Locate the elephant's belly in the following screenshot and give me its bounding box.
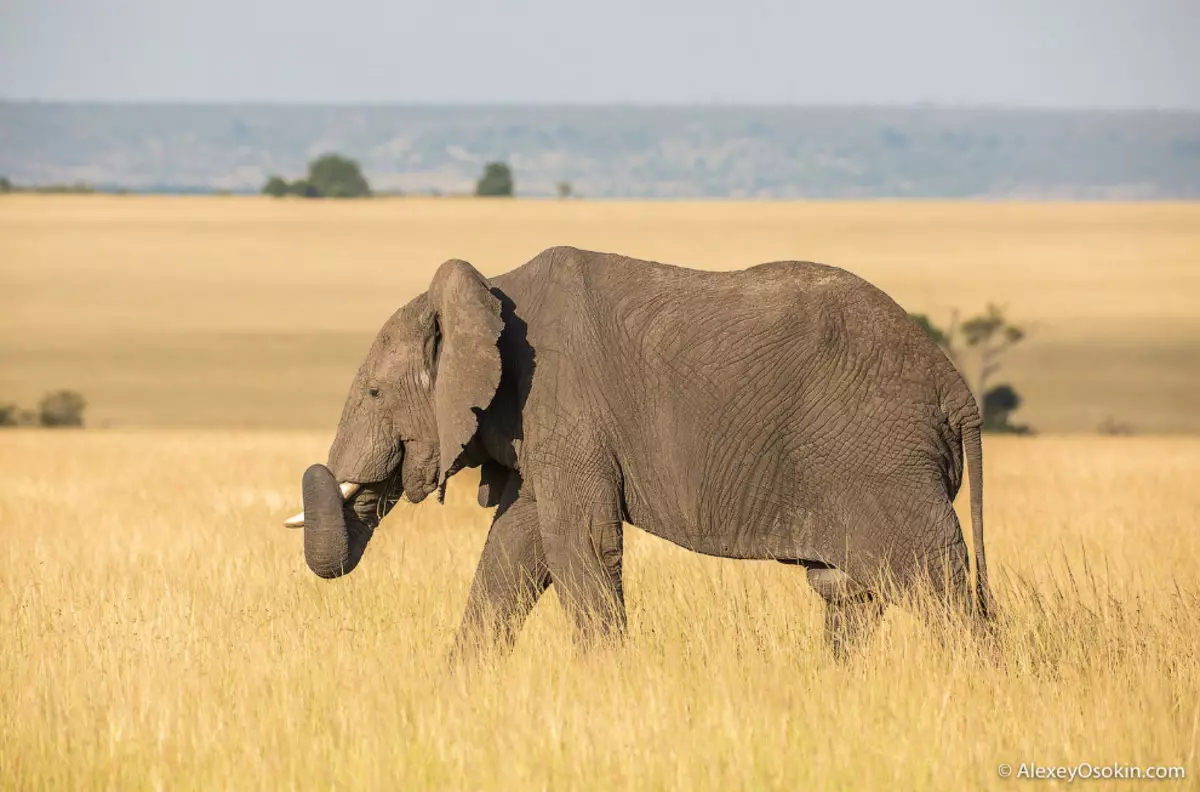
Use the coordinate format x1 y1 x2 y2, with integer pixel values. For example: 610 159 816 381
628 509 826 562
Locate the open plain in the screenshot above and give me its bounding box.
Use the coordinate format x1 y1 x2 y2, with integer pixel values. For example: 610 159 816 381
2 197 1198 789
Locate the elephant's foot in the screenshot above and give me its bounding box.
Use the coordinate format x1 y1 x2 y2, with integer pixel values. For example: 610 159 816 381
448 610 524 665
823 598 885 660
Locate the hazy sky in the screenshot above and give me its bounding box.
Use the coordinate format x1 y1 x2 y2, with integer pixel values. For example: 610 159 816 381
2 0 1198 108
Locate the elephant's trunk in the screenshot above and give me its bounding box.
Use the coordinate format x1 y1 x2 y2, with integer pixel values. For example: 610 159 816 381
301 464 374 579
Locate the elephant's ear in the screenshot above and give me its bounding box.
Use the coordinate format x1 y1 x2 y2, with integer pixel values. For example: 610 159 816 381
428 259 504 487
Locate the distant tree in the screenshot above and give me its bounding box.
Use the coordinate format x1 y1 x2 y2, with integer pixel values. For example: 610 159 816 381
981 384 1031 434
287 179 319 198
476 162 514 197
959 303 1025 399
306 153 371 198
38 390 87 427
0 404 38 427
0 176 11 193
556 180 573 199
260 155 370 199
910 304 1025 398
909 304 1031 434
262 175 289 197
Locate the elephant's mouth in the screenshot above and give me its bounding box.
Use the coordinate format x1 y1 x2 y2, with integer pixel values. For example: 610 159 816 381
282 463 407 579
282 440 441 579
282 465 405 530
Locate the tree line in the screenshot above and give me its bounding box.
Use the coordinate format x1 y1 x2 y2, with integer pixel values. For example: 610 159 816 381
1 391 87 428
261 155 540 199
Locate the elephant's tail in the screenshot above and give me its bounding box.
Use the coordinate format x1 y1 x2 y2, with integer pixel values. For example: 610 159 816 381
962 421 993 620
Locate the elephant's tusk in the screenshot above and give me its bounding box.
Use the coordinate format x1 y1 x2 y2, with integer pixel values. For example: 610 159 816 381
282 481 362 528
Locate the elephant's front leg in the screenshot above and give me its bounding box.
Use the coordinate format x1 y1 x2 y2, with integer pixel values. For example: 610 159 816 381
453 475 551 657
535 474 626 644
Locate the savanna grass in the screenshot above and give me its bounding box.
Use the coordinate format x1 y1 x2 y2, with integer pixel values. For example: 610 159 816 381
2 431 1197 789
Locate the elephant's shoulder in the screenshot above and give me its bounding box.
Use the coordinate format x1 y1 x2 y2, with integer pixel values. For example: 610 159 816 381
521 246 657 301
744 259 863 289
527 246 595 274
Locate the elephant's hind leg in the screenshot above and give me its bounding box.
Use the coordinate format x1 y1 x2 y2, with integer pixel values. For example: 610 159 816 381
805 564 884 660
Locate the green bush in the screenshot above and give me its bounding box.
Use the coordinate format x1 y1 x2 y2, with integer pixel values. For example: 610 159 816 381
261 154 371 199
981 383 1031 435
261 175 289 197
1 403 44 427
476 162 514 197
307 153 372 198
39 390 87 427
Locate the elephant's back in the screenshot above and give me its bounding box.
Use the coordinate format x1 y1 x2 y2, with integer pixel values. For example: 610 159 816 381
504 247 919 335
499 247 968 425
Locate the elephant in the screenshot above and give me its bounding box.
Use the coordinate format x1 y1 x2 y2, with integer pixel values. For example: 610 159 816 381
283 246 991 656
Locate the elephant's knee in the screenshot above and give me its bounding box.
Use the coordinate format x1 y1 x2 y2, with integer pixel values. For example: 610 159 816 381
806 565 865 604
590 519 624 578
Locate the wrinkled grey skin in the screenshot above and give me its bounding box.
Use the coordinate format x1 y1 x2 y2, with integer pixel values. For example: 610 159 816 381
298 247 990 657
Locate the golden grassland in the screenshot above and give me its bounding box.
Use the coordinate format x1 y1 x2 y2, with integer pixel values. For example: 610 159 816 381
2 196 1199 432
1 430 1198 789
1 196 1198 788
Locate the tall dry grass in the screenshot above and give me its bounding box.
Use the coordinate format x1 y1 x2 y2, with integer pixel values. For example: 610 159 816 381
2 196 1197 787
2 430 1197 789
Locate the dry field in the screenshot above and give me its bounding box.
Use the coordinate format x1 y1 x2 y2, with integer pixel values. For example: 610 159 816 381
2 196 1198 432
2 196 1199 789
1 431 1198 789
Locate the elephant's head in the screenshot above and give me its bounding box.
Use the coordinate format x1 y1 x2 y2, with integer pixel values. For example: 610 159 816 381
285 259 504 578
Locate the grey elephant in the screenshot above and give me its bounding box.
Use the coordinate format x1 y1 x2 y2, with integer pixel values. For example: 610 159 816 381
284 246 991 656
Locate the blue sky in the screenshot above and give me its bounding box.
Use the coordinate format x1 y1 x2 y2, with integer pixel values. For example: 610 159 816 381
2 0 1198 107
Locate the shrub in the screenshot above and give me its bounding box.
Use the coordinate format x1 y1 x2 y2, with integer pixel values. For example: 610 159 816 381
260 155 371 199
39 390 87 427
476 162 514 197
262 175 289 197
306 154 371 198
981 383 1031 435
1 403 42 427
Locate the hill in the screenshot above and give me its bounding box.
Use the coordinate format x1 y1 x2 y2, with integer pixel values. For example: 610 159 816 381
1 102 1198 198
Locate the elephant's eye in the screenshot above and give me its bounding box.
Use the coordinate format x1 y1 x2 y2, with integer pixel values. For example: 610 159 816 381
368 387 380 398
